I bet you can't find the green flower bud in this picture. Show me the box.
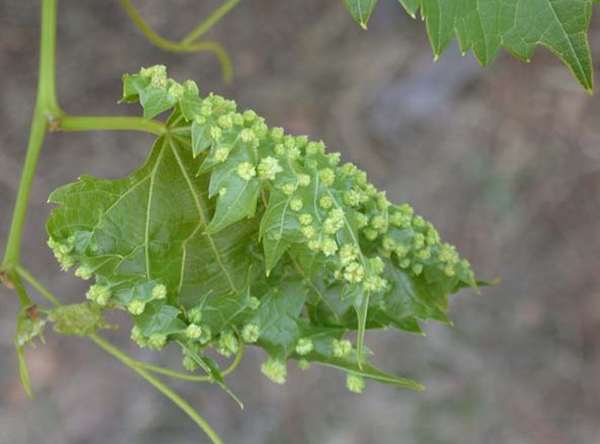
[86,284,111,306]
[298,213,313,225]
[261,358,287,384]
[319,195,333,210]
[371,215,388,232]
[167,82,184,100]
[216,330,238,357]
[290,198,303,212]
[319,168,335,186]
[214,147,230,162]
[297,174,311,187]
[240,128,257,144]
[322,237,338,256]
[185,323,203,340]
[340,244,359,266]
[332,339,353,358]
[217,114,233,129]
[301,226,317,239]
[346,373,365,393]
[241,323,260,343]
[147,333,167,350]
[210,126,222,141]
[343,262,364,284]
[75,265,93,280]
[256,156,283,181]
[270,127,285,141]
[243,109,257,123]
[236,162,257,181]
[131,326,147,347]
[128,299,146,315]
[295,338,314,355]
[280,183,296,196]
[182,354,199,371]
[152,284,167,300]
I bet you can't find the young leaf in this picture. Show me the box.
[47,66,483,396]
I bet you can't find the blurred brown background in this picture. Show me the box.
[1,1,600,443]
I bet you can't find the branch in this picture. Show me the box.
[118,0,233,83]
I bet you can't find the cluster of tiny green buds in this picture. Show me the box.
[167,82,184,100]
[343,262,365,284]
[319,195,333,210]
[261,358,287,384]
[290,198,303,212]
[346,373,365,393]
[241,323,260,343]
[75,265,93,280]
[151,284,167,300]
[319,168,335,186]
[257,157,282,180]
[147,333,167,350]
[140,65,167,88]
[86,283,111,306]
[185,323,203,340]
[322,237,339,256]
[323,208,344,234]
[216,330,238,357]
[182,354,199,372]
[297,174,311,187]
[332,339,353,358]
[128,299,146,315]
[298,214,313,225]
[48,237,75,271]
[295,338,314,355]
[237,162,256,181]
[280,183,296,196]
[214,147,230,163]
[130,326,147,347]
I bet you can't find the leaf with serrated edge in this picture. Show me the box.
[47,66,484,401]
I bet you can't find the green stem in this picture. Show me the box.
[10,271,33,307]
[2,0,61,268]
[59,116,166,135]
[180,0,242,45]
[16,265,61,307]
[2,110,48,268]
[38,0,62,117]
[90,334,223,444]
[118,0,233,83]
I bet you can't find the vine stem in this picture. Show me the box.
[180,0,242,45]
[1,0,62,269]
[59,116,166,135]
[118,0,233,83]
[90,334,223,444]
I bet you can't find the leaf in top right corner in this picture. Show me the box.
[344,0,596,92]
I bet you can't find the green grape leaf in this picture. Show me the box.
[47,66,483,396]
[343,0,595,92]
[343,0,379,29]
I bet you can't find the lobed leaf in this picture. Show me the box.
[342,0,595,92]
[47,65,482,394]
